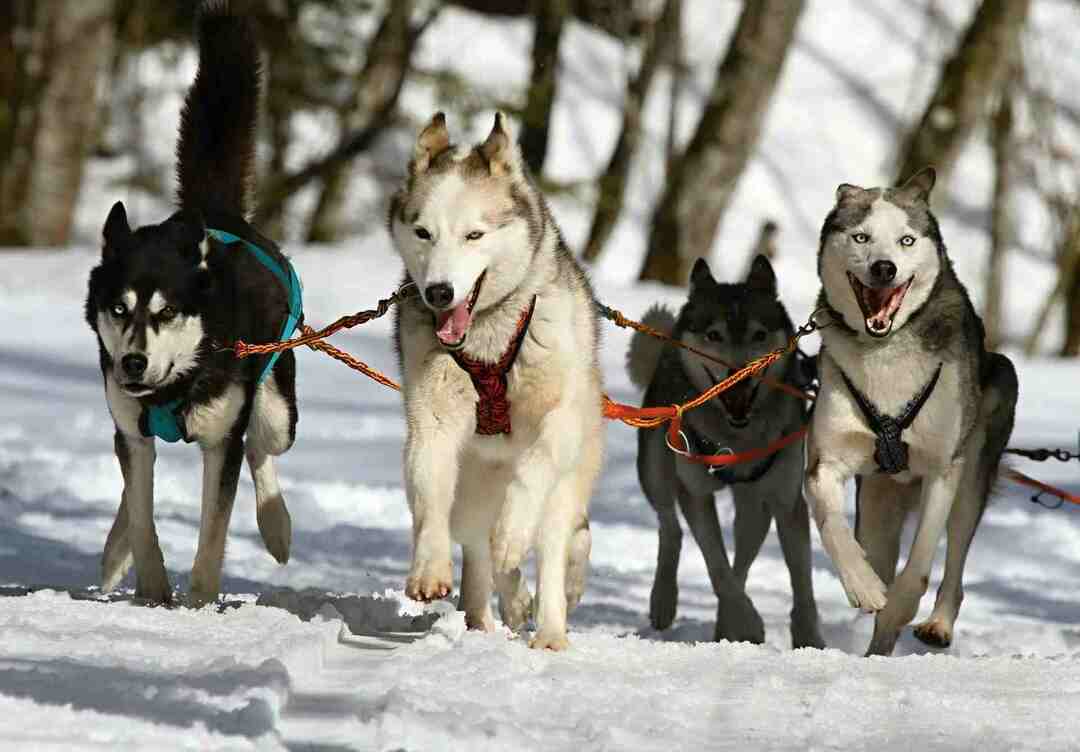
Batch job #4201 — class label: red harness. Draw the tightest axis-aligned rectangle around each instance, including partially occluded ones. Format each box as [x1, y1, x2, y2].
[450, 297, 537, 436]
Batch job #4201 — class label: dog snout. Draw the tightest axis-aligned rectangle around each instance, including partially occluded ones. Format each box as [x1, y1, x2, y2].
[870, 260, 897, 285]
[424, 283, 455, 309]
[121, 353, 148, 379]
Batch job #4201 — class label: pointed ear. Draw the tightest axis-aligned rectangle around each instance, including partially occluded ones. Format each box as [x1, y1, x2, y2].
[835, 183, 869, 204]
[410, 112, 451, 175]
[896, 166, 936, 203]
[689, 257, 715, 290]
[746, 254, 777, 297]
[479, 112, 514, 177]
[102, 201, 130, 260]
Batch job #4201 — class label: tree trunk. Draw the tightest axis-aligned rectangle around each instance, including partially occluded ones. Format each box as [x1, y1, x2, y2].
[638, 0, 805, 285]
[894, 0, 1030, 188]
[984, 79, 1014, 351]
[257, 1, 421, 229]
[0, 1, 115, 247]
[519, 0, 570, 176]
[581, 0, 675, 263]
[1060, 210, 1080, 357]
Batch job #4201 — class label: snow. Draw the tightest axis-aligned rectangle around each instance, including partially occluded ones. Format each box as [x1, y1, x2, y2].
[3, 0, 1080, 749]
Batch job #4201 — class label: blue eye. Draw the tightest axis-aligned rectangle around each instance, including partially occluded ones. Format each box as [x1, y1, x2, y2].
[900, 235, 916, 247]
[111, 303, 128, 317]
[852, 232, 870, 244]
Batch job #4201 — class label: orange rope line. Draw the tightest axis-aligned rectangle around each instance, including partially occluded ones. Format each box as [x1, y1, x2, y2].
[1005, 469, 1080, 507]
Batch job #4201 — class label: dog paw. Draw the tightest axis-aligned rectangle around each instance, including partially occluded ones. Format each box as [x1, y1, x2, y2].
[715, 591, 765, 644]
[405, 559, 453, 602]
[496, 576, 533, 632]
[465, 610, 495, 632]
[790, 608, 826, 650]
[257, 496, 291, 564]
[529, 630, 570, 651]
[649, 578, 678, 631]
[823, 527, 888, 612]
[913, 618, 953, 648]
[490, 527, 532, 574]
[134, 572, 173, 606]
[865, 626, 901, 657]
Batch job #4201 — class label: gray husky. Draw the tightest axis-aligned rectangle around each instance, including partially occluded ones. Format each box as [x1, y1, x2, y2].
[805, 167, 1018, 656]
[628, 256, 825, 648]
[389, 113, 602, 650]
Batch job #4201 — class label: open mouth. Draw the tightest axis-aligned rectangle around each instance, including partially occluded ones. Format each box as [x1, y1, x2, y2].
[120, 383, 154, 397]
[848, 272, 913, 338]
[434, 270, 486, 350]
[705, 366, 760, 429]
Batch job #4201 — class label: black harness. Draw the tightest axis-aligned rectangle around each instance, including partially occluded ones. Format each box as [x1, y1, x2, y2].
[839, 363, 943, 475]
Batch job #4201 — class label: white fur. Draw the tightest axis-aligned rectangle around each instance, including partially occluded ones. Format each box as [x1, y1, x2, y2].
[393, 121, 602, 650]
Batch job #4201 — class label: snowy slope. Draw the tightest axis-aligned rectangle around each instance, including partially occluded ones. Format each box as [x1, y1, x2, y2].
[4, 0, 1080, 749]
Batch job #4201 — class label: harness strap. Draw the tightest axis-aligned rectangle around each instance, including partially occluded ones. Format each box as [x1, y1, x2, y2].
[451, 297, 537, 436]
[679, 423, 796, 484]
[142, 225, 302, 443]
[839, 362, 943, 474]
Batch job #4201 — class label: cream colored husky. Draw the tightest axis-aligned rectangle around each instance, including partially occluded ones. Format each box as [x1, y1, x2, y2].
[388, 113, 603, 650]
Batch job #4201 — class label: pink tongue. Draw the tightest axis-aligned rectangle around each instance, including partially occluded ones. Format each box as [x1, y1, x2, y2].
[436, 302, 472, 344]
[866, 287, 900, 330]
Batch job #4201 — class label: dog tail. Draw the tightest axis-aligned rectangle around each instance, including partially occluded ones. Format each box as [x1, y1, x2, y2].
[626, 304, 676, 389]
[176, 0, 260, 219]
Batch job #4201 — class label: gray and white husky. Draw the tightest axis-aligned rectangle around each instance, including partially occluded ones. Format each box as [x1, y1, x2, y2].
[805, 167, 1018, 656]
[85, 3, 297, 606]
[389, 113, 603, 650]
[628, 256, 825, 649]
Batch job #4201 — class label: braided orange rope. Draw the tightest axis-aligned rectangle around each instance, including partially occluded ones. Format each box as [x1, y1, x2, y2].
[597, 303, 813, 402]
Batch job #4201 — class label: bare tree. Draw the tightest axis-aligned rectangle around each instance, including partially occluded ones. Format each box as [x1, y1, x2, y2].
[984, 75, 1015, 351]
[1060, 208, 1080, 356]
[305, 1, 418, 241]
[582, 0, 677, 263]
[518, 0, 571, 175]
[894, 0, 1030, 188]
[638, 0, 805, 285]
[0, 0, 115, 246]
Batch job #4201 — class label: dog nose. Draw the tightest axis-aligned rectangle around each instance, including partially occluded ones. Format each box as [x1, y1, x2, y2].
[121, 353, 148, 378]
[424, 283, 455, 309]
[870, 260, 897, 285]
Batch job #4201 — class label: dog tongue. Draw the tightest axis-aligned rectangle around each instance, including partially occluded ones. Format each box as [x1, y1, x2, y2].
[865, 285, 906, 332]
[435, 302, 472, 345]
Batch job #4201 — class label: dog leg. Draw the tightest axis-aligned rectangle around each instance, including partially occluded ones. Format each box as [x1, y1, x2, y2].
[806, 457, 887, 612]
[529, 499, 574, 651]
[638, 429, 682, 630]
[867, 463, 962, 656]
[732, 492, 771, 588]
[854, 475, 915, 587]
[189, 435, 244, 606]
[246, 446, 290, 564]
[246, 375, 294, 564]
[774, 494, 825, 650]
[677, 487, 764, 644]
[495, 568, 533, 632]
[404, 424, 463, 602]
[102, 432, 134, 592]
[565, 520, 591, 613]
[460, 544, 495, 632]
[115, 432, 169, 602]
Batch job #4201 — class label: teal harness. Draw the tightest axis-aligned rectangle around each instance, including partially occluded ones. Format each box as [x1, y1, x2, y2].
[141, 226, 303, 443]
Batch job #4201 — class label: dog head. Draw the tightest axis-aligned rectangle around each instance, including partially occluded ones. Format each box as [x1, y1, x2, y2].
[677, 256, 793, 429]
[86, 201, 211, 397]
[818, 167, 943, 339]
[388, 112, 543, 350]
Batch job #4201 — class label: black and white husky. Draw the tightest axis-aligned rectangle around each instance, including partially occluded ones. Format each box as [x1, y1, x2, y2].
[805, 168, 1018, 655]
[85, 2, 299, 605]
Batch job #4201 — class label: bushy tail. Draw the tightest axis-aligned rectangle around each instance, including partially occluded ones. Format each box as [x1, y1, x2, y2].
[176, 0, 260, 219]
[626, 305, 676, 388]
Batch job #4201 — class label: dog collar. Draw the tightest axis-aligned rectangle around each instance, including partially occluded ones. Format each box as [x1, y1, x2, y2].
[140, 222, 303, 443]
[450, 297, 537, 436]
[681, 423, 781, 485]
[839, 362, 943, 474]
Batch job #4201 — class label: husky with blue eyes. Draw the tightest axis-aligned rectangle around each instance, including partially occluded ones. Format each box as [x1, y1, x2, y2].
[388, 112, 603, 650]
[85, 2, 299, 606]
[806, 167, 1017, 656]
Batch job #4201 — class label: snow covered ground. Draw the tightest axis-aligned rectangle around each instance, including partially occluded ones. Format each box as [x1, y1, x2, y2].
[4, 1, 1080, 749]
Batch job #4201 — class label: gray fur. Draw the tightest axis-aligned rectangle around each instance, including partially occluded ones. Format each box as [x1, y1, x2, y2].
[628, 256, 824, 649]
[807, 167, 1018, 655]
